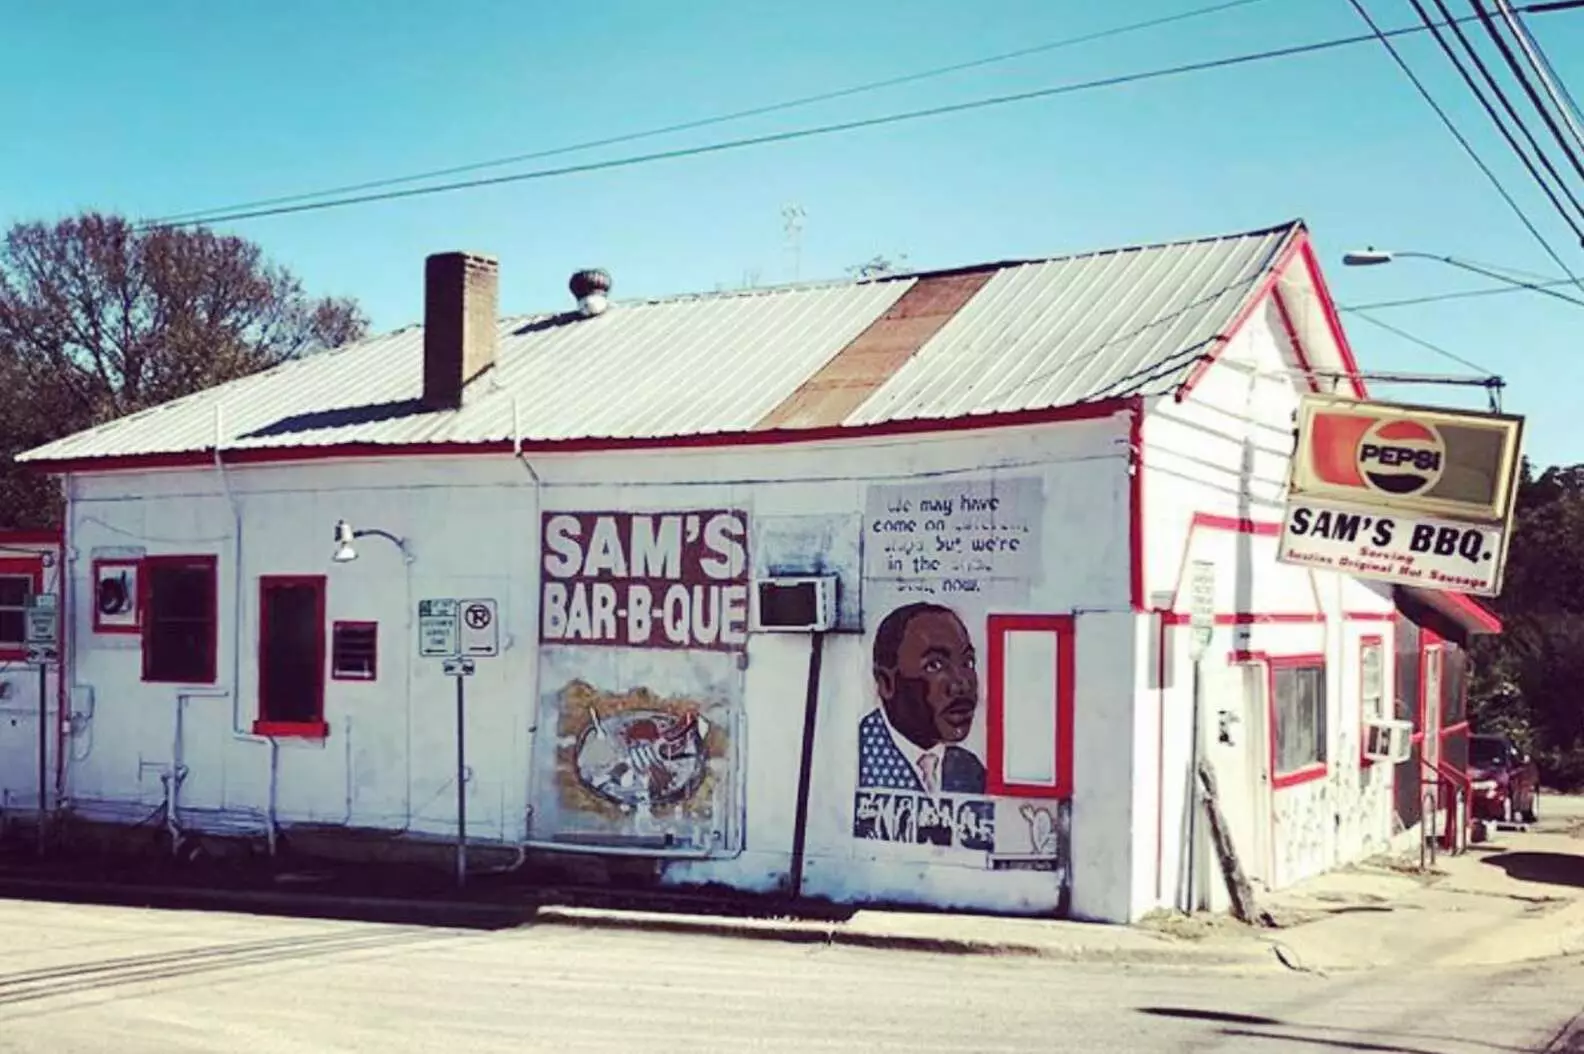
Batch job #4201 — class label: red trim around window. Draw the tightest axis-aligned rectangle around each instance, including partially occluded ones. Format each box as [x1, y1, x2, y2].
[254, 575, 328, 739]
[330, 620, 379, 682]
[1232, 651, 1329, 790]
[985, 613, 1075, 800]
[0, 556, 45, 661]
[91, 558, 143, 635]
[1358, 635, 1385, 767]
[140, 555, 219, 684]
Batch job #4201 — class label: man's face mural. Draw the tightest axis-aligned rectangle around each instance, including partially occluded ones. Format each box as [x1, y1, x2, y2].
[874, 607, 979, 750]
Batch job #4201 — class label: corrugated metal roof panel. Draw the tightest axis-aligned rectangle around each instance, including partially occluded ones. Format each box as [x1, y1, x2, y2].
[21, 279, 916, 461]
[845, 226, 1293, 424]
[18, 221, 1302, 464]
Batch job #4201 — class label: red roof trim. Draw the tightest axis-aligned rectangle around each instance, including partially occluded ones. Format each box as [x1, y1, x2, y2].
[23, 396, 1140, 474]
[0, 530, 62, 546]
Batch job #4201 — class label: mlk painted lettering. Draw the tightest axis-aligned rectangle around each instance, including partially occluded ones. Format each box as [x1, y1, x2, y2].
[541, 510, 750, 650]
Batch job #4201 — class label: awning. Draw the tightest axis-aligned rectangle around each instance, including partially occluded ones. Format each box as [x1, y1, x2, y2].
[1395, 585, 1503, 644]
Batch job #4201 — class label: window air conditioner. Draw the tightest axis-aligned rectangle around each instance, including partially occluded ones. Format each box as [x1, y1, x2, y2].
[753, 575, 838, 633]
[1363, 718, 1413, 764]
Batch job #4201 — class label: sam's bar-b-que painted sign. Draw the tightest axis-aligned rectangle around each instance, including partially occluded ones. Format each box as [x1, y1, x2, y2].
[541, 510, 749, 650]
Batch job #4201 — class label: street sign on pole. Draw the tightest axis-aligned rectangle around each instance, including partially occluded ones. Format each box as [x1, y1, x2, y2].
[1188, 560, 1215, 661]
[459, 599, 499, 657]
[418, 598, 460, 658]
[442, 657, 477, 677]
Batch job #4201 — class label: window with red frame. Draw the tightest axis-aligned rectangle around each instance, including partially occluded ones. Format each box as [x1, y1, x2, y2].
[1274, 661, 1327, 778]
[257, 576, 327, 736]
[985, 614, 1075, 799]
[0, 570, 33, 655]
[142, 556, 218, 683]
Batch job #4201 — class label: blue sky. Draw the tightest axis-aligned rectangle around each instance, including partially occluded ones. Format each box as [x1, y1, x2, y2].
[4, 0, 1581, 464]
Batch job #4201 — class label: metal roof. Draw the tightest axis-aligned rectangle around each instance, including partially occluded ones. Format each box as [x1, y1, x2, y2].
[19, 221, 1301, 465]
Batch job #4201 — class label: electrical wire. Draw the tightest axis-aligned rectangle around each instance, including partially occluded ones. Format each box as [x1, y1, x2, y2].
[1344, 0, 1584, 289]
[1474, 0, 1584, 181]
[1343, 276, 1579, 309]
[148, 0, 1271, 225]
[1338, 306, 1501, 376]
[144, 6, 1558, 231]
[1418, 0, 1584, 231]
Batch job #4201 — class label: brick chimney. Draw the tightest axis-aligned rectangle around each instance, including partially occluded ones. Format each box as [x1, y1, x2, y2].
[423, 251, 499, 410]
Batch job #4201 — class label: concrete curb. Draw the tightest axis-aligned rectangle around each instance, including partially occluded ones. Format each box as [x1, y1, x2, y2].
[528, 906, 1280, 968]
[0, 874, 1277, 968]
[0, 875, 534, 929]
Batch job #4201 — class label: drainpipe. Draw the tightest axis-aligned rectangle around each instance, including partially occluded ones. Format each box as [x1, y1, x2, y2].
[787, 631, 826, 900]
[211, 407, 278, 855]
[512, 397, 544, 855]
[54, 477, 72, 816]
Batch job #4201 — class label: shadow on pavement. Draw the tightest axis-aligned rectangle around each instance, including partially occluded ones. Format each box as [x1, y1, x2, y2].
[1481, 851, 1584, 889]
[1137, 1008, 1529, 1053]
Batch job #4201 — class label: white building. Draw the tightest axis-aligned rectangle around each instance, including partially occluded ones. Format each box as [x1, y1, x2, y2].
[13, 221, 1499, 923]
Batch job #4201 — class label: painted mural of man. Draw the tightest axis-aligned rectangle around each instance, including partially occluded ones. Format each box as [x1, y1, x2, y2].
[858, 602, 986, 795]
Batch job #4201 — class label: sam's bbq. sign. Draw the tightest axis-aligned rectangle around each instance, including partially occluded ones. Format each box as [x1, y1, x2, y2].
[540, 510, 749, 651]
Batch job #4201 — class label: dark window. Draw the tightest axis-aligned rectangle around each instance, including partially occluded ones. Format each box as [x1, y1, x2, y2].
[1443, 647, 1468, 725]
[142, 557, 218, 683]
[331, 621, 378, 681]
[1395, 616, 1421, 727]
[258, 577, 326, 733]
[1274, 663, 1327, 776]
[0, 574, 30, 647]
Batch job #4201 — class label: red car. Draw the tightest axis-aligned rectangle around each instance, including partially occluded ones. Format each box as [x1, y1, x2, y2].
[1469, 733, 1540, 825]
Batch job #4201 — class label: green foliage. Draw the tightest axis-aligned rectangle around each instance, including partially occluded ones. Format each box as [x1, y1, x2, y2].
[0, 212, 367, 527]
[1470, 458, 1584, 789]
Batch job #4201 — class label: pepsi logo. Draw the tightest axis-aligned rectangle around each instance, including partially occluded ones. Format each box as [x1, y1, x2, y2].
[1356, 418, 1445, 496]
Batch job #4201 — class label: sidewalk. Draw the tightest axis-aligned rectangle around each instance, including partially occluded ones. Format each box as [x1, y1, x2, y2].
[1241, 793, 1584, 973]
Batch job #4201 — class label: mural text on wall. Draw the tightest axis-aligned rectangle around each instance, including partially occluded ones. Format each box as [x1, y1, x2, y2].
[534, 675, 737, 853]
[852, 474, 1068, 894]
[541, 510, 749, 650]
[862, 476, 1042, 601]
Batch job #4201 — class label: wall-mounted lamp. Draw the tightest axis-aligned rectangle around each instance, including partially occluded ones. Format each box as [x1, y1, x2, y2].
[332, 520, 414, 565]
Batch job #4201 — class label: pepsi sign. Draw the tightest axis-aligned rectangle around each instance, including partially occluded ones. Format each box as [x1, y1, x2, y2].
[1290, 395, 1523, 524]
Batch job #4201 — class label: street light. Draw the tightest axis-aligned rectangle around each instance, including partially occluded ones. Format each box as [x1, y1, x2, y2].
[1341, 248, 1584, 308]
[332, 520, 413, 564]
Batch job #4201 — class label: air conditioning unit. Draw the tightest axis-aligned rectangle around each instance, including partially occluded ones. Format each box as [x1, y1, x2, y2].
[1363, 718, 1413, 764]
[753, 575, 838, 633]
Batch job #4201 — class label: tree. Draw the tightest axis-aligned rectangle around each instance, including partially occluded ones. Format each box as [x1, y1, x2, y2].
[1469, 458, 1584, 788]
[0, 213, 367, 527]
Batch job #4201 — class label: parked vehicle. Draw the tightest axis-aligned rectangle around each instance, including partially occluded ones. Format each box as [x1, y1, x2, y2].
[1469, 734, 1539, 825]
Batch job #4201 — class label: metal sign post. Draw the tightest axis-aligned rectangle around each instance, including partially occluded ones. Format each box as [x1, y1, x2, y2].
[1185, 561, 1216, 912]
[25, 594, 58, 856]
[421, 597, 490, 889]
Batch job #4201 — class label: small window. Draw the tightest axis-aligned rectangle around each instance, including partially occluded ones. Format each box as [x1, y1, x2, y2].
[142, 556, 218, 684]
[1273, 661, 1327, 784]
[1360, 638, 1385, 722]
[331, 621, 378, 681]
[986, 614, 1075, 799]
[257, 576, 327, 737]
[0, 573, 31, 651]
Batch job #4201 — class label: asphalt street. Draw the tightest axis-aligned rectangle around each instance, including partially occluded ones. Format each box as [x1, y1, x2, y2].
[0, 897, 1580, 1053]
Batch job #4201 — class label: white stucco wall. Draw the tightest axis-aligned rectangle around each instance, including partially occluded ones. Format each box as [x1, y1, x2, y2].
[1137, 297, 1398, 918]
[60, 412, 1139, 920]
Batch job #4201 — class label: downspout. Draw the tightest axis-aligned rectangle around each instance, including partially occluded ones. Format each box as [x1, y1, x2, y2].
[54, 474, 72, 813]
[788, 631, 826, 900]
[506, 396, 541, 873]
[211, 407, 277, 857]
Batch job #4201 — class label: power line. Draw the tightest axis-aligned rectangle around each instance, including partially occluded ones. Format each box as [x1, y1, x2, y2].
[147, 0, 1271, 225]
[1344, 276, 1579, 309]
[143, 6, 1567, 231]
[1344, 0, 1584, 290]
[1415, 0, 1584, 234]
[1475, 0, 1584, 182]
[1341, 305, 1502, 376]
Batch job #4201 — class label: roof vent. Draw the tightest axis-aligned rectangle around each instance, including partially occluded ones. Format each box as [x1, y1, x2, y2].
[570, 269, 612, 317]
